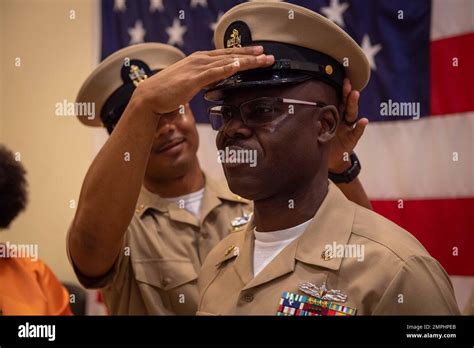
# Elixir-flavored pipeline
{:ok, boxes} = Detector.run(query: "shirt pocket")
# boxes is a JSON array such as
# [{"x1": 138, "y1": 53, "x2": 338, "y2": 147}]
[
  {"x1": 133, "y1": 259, "x2": 198, "y2": 290},
  {"x1": 132, "y1": 259, "x2": 199, "y2": 314}
]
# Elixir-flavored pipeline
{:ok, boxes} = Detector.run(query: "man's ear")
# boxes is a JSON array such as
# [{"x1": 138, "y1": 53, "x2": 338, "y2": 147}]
[{"x1": 317, "y1": 105, "x2": 339, "y2": 144}]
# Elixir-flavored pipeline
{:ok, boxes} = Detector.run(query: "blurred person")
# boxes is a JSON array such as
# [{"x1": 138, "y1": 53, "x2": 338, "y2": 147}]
[{"x1": 0, "y1": 145, "x2": 72, "y2": 315}]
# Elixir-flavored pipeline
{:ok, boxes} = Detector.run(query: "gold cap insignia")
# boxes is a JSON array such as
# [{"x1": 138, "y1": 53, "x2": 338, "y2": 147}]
[
  {"x1": 226, "y1": 28, "x2": 242, "y2": 48},
  {"x1": 129, "y1": 65, "x2": 148, "y2": 87}
]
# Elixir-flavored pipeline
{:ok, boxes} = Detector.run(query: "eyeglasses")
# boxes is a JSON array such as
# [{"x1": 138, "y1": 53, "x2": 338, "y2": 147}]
[{"x1": 208, "y1": 97, "x2": 327, "y2": 131}]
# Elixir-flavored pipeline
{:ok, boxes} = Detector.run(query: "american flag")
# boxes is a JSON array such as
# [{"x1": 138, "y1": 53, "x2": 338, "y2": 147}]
[{"x1": 100, "y1": 0, "x2": 474, "y2": 311}]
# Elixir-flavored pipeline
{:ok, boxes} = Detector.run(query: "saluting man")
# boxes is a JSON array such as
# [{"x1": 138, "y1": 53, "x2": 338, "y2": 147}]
[
  {"x1": 196, "y1": 2, "x2": 460, "y2": 315},
  {"x1": 68, "y1": 40, "x2": 371, "y2": 314}
]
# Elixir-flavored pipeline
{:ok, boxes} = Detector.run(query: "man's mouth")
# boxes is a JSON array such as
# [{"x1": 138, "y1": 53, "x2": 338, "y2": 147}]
[
  {"x1": 221, "y1": 139, "x2": 254, "y2": 152},
  {"x1": 218, "y1": 140, "x2": 259, "y2": 169},
  {"x1": 155, "y1": 137, "x2": 186, "y2": 153}
]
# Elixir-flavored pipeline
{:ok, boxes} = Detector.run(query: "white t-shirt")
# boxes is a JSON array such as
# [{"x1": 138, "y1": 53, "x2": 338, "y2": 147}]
[
  {"x1": 164, "y1": 188, "x2": 205, "y2": 220},
  {"x1": 253, "y1": 218, "x2": 313, "y2": 276}
]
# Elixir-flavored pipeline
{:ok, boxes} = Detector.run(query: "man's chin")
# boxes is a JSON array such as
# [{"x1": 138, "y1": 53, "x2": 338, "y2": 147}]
[
  {"x1": 147, "y1": 153, "x2": 193, "y2": 179},
  {"x1": 225, "y1": 175, "x2": 267, "y2": 201}
]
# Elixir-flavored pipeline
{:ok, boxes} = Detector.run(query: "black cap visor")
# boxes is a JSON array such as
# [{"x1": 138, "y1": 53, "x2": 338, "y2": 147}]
[
  {"x1": 205, "y1": 40, "x2": 345, "y2": 102},
  {"x1": 204, "y1": 68, "x2": 314, "y2": 102}
]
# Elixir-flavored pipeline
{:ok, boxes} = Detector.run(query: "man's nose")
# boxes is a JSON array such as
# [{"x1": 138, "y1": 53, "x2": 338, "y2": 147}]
[
  {"x1": 222, "y1": 115, "x2": 252, "y2": 139},
  {"x1": 156, "y1": 118, "x2": 177, "y2": 137}
]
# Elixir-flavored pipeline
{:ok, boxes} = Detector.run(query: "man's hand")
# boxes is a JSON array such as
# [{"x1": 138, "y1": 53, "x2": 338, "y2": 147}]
[
  {"x1": 328, "y1": 78, "x2": 369, "y2": 173},
  {"x1": 133, "y1": 46, "x2": 275, "y2": 115}
]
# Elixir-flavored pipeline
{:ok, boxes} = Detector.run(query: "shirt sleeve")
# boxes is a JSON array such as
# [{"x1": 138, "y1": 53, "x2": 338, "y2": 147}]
[
  {"x1": 36, "y1": 260, "x2": 73, "y2": 316},
  {"x1": 462, "y1": 287, "x2": 474, "y2": 315},
  {"x1": 66, "y1": 225, "x2": 129, "y2": 290},
  {"x1": 373, "y1": 255, "x2": 460, "y2": 315}
]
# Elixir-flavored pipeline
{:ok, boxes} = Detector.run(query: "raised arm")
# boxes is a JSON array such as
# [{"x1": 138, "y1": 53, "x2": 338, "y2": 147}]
[
  {"x1": 329, "y1": 78, "x2": 372, "y2": 209},
  {"x1": 68, "y1": 47, "x2": 275, "y2": 279}
]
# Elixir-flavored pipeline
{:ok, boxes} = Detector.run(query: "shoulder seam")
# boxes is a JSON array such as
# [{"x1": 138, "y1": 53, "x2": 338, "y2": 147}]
[{"x1": 350, "y1": 230, "x2": 408, "y2": 263}]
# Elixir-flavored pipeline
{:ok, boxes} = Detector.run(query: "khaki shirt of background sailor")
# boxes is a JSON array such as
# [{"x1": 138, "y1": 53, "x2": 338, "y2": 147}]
[
  {"x1": 197, "y1": 181, "x2": 460, "y2": 315},
  {"x1": 67, "y1": 175, "x2": 251, "y2": 314}
]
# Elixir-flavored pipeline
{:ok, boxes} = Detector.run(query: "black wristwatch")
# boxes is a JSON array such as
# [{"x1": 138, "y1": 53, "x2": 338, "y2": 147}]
[{"x1": 329, "y1": 152, "x2": 361, "y2": 184}]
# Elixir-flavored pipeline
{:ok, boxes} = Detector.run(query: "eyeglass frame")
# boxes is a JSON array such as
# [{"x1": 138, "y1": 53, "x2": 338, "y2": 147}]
[{"x1": 207, "y1": 97, "x2": 328, "y2": 131}]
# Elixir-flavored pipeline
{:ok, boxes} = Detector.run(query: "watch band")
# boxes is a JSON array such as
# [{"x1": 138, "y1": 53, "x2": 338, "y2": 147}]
[{"x1": 328, "y1": 152, "x2": 361, "y2": 184}]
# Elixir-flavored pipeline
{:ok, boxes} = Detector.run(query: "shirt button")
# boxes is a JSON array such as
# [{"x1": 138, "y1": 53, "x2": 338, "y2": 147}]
[
  {"x1": 162, "y1": 277, "x2": 171, "y2": 287},
  {"x1": 241, "y1": 293, "x2": 254, "y2": 303}
]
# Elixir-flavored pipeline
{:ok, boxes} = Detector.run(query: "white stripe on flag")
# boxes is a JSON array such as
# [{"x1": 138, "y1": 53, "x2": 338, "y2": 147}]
[
  {"x1": 431, "y1": 0, "x2": 474, "y2": 40},
  {"x1": 357, "y1": 112, "x2": 474, "y2": 199}
]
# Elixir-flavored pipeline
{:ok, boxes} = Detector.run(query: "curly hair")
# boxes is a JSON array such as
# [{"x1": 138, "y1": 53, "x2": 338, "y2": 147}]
[{"x1": 0, "y1": 145, "x2": 28, "y2": 229}]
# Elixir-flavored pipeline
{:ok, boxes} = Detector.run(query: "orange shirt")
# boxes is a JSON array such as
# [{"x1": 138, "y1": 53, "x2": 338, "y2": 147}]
[{"x1": 0, "y1": 257, "x2": 72, "y2": 315}]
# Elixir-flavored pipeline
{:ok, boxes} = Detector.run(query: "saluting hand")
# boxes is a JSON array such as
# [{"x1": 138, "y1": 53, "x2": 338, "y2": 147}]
[{"x1": 132, "y1": 46, "x2": 275, "y2": 115}]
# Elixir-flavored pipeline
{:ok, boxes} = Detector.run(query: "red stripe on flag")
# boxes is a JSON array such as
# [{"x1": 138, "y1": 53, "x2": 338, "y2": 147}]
[
  {"x1": 430, "y1": 33, "x2": 474, "y2": 115},
  {"x1": 371, "y1": 197, "x2": 474, "y2": 276}
]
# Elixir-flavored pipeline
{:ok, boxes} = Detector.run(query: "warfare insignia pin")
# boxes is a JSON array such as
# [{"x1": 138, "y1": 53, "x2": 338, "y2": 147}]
[{"x1": 298, "y1": 281, "x2": 348, "y2": 303}]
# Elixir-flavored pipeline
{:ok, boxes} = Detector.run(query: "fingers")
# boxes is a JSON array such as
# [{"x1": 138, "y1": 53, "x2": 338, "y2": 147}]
[
  {"x1": 191, "y1": 46, "x2": 274, "y2": 88},
  {"x1": 186, "y1": 46, "x2": 269, "y2": 72},
  {"x1": 204, "y1": 52, "x2": 270, "y2": 64},
  {"x1": 342, "y1": 78, "x2": 351, "y2": 106},
  {"x1": 198, "y1": 54, "x2": 274, "y2": 87},
  {"x1": 344, "y1": 89, "x2": 359, "y2": 125},
  {"x1": 342, "y1": 78, "x2": 361, "y2": 126},
  {"x1": 229, "y1": 54, "x2": 275, "y2": 71},
  {"x1": 350, "y1": 117, "x2": 369, "y2": 142},
  {"x1": 204, "y1": 54, "x2": 273, "y2": 70},
  {"x1": 206, "y1": 45, "x2": 264, "y2": 57}
]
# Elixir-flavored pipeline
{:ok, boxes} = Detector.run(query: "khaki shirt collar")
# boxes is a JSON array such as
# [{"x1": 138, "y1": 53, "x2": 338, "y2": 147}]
[
  {"x1": 215, "y1": 181, "x2": 355, "y2": 289},
  {"x1": 294, "y1": 180, "x2": 355, "y2": 270},
  {"x1": 135, "y1": 172, "x2": 248, "y2": 226}
]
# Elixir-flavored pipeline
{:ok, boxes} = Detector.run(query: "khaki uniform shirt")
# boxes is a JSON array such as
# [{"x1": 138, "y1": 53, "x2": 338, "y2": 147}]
[
  {"x1": 463, "y1": 288, "x2": 474, "y2": 315},
  {"x1": 197, "y1": 181, "x2": 460, "y2": 315},
  {"x1": 69, "y1": 175, "x2": 251, "y2": 315}
]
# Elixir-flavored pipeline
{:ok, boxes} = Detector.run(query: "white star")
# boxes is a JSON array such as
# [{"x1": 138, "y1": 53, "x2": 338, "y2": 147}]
[
  {"x1": 128, "y1": 20, "x2": 146, "y2": 44},
  {"x1": 320, "y1": 0, "x2": 349, "y2": 27},
  {"x1": 149, "y1": 0, "x2": 164, "y2": 12},
  {"x1": 166, "y1": 18, "x2": 187, "y2": 47},
  {"x1": 190, "y1": 0, "x2": 207, "y2": 8},
  {"x1": 114, "y1": 0, "x2": 126, "y2": 12},
  {"x1": 360, "y1": 34, "x2": 382, "y2": 70},
  {"x1": 210, "y1": 11, "x2": 223, "y2": 31}
]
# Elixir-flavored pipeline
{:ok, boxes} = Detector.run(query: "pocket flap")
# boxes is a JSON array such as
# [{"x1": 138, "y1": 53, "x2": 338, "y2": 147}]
[
  {"x1": 133, "y1": 259, "x2": 198, "y2": 291},
  {"x1": 196, "y1": 310, "x2": 218, "y2": 316}
]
